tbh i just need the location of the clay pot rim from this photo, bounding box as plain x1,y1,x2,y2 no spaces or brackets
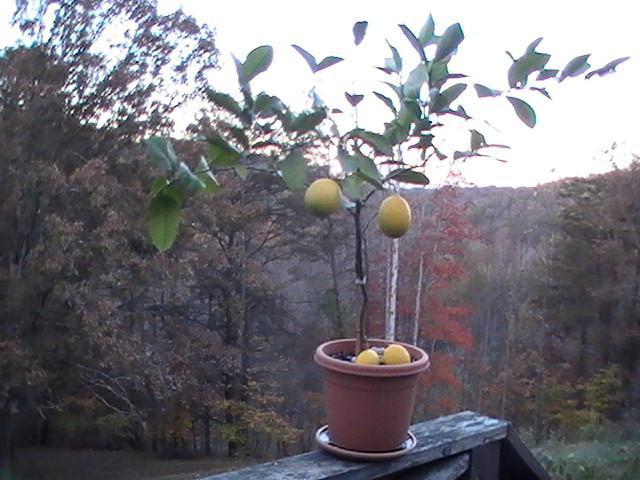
314,338,430,378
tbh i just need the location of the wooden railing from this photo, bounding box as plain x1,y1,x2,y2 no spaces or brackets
201,411,551,479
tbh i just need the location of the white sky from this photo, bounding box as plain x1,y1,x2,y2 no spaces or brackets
1,1,638,187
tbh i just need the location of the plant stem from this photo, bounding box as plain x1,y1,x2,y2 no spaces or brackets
354,200,368,354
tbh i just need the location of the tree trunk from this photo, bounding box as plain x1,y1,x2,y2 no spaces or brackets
385,239,392,327
0,405,14,474
598,300,613,365
191,418,197,453
203,408,211,455
327,238,345,337
385,238,399,341
534,292,547,443
578,321,588,379
477,305,493,413
223,372,239,457
412,254,425,345
224,234,251,457
354,201,368,354
501,313,513,418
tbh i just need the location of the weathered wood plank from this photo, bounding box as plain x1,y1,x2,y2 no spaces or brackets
378,453,469,479
468,442,501,480
201,411,508,480
499,425,552,480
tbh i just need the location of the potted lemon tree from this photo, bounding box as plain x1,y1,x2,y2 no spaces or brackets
143,14,626,458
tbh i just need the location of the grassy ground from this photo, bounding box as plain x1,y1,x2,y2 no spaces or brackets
534,437,640,480
7,448,258,480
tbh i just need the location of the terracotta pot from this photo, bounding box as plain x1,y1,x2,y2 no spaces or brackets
314,338,430,452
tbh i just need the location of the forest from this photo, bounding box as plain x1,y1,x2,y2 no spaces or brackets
1,1,638,479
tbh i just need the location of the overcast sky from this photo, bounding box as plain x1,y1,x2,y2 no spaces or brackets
2,1,638,187
161,0,639,187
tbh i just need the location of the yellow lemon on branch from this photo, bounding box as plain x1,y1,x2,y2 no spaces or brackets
378,194,411,238
304,178,342,217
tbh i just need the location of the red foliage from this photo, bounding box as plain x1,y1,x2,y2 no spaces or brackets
370,183,478,416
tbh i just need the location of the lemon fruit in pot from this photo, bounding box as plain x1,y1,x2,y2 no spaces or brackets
355,349,381,365
383,344,411,365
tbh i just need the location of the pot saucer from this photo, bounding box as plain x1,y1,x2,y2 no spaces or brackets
315,425,416,462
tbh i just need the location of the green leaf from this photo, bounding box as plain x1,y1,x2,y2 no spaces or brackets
384,118,411,146
508,51,551,88
386,42,402,73
536,69,559,81
198,157,221,194
353,153,382,185
408,133,434,150
316,56,344,71
253,92,287,118
176,161,206,194
150,176,169,195
560,54,591,82
404,64,428,99
341,174,365,200
291,45,342,73
239,45,273,85
355,171,383,189
526,37,544,53
253,93,277,113
148,192,181,251
232,54,244,83
353,21,368,46
418,14,435,45
384,81,403,100
146,137,178,172
402,100,422,121
434,23,464,62
453,150,472,160
162,185,185,206
474,84,502,98
470,129,486,151
452,105,471,120
348,129,394,156
337,148,359,174
279,151,308,190
374,92,397,113
586,56,630,79
290,109,326,134
225,127,249,149
338,149,381,186
198,172,221,194
398,25,427,62
205,89,245,119
430,83,467,112
292,44,317,71
208,135,241,166
530,86,552,99
433,146,447,160
340,196,356,209
386,169,430,185
234,165,249,180
507,96,536,128
239,82,254,112
428,61,449,88
345,92,365,107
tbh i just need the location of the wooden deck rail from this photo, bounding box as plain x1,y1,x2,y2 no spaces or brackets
202,411,551,479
